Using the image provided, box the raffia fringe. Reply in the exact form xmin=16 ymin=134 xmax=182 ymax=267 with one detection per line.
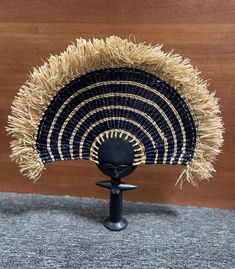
xmin=6 ymin=36 xmax=224 ymax=185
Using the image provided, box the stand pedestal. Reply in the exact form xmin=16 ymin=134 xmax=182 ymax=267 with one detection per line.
xmin=96 ymin=178 xmax=137 ymax=231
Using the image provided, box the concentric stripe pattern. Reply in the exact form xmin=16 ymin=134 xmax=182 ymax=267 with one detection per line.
xmin=36 ymin=67 xmax=196 ymax=166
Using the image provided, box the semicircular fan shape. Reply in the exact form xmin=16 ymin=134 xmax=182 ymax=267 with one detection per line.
xmin=7 ymin=36 xmax=224 ymax=186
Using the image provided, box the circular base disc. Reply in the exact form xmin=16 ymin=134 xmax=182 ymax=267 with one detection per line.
xmin=103 ymin=217 xmax=128 ymax=231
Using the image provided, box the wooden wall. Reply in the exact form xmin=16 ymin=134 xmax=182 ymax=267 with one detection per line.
xmin=0 ymin=0 xmax=234 ymax=208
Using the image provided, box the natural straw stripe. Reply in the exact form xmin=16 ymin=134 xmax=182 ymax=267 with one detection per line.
xmin=65 ymin=92 xmax=176 ymax=160
xmin=59 ymin=104 xmax=165 ymax=161
xmin=49 ymin=80 xmax=186 ymax=163
xmin=60 ymin=105 xmax=165 ymax=163
xmin=6 ymin=36 xmax=224 ymax=186
xmin=77 ymin=117 xmax=156 ymax=159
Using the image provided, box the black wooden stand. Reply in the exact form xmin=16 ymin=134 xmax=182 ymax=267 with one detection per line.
xmin=96 ymin=177 xmax=137 ymax=231
xmin=96 ymin=136 xmax=137 ymax=231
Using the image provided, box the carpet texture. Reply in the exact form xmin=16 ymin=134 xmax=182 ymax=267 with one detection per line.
xmin=0 ymin=192 xmax=234 ymax=269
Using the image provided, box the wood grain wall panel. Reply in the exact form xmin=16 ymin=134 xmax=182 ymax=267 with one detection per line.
xmin=0 ymin=0 xmax=234 ymax=208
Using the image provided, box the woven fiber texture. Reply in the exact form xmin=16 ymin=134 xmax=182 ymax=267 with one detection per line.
xmin=0 ymin=192 xmax=234 ymax=269
xmin=36 ymin=68 xmax=196 ymax=167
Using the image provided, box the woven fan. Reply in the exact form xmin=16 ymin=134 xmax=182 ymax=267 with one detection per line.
xmin=7 ymin=36 xmax=224 ymax=187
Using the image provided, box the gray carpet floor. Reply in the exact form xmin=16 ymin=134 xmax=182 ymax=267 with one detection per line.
xmin=0 ymin=192 xmax=234 ymax=269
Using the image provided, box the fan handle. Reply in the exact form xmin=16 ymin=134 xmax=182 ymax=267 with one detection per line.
xmin=96 ymin=137 xmax=138 ymax=231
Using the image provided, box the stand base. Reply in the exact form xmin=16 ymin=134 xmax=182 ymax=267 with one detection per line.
xmin=103 ymin=217 xmax=128 ymax=231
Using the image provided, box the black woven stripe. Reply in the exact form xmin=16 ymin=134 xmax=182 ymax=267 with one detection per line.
xmin=60 ymin=96 xmax=176 ymax=162
xmin=62 ymin=119 xmax=156 ymax=164
xmin=37 ymin=92 xmax=180 ymax=164
xmin=71 ymin=110 xmax=162 ymax=163
xmin=54 ymin=85 xmax=191 ymax=163
xmin=38 ymin=86 xmax=183 ymax=161
xmin=36 ymin=67 xmax=196 ymax=165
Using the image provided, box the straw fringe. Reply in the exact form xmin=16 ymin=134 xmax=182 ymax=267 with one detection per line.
xmin=6 ymin=36 xmax=224 ymax=184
